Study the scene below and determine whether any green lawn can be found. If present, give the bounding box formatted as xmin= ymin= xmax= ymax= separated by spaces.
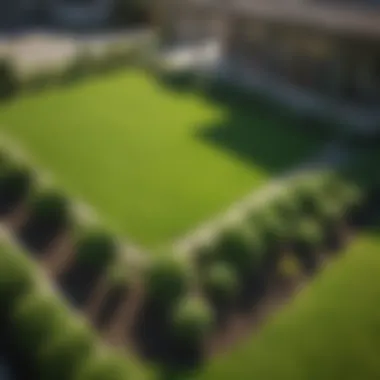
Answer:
xmin=0 ymin=69 xmax=323 ymax=247
xmin=199 ymin=225 xmax=380 ymax=380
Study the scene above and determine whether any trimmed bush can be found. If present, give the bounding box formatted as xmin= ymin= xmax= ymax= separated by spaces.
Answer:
xmin=293 ymin=218 xmax=323 ymax=253
xmin=293 ymin=179 xmax=326 ymax=216
xmin=0 ymin=242 xmax=35 ymax=312
xmin=203 ymin=262 xmax=239 ymax=306
xmin=249 ymin=207 xmax=288 ymax=251
xmin=171 ymin=295 xmax=214 ymax=345
xmin=270 ymin=189 xmax=300 ymax=221
xmin=75 ymin=353 xmax=131 ymax=380
xmin=0 ymin=160 xmax=33 ymax=211
xmin=75 ymin=229 xmax=118 ymax=270
xmin=0 ymin=59 xmax=18 ymax=99
xmin=38 ymin=321 xmax=96 ymax=380
xmin=11 ymin=292 xmax=70 ymax=355
xmin=318 ymin=199 xmax=345 ymax=228
xmin=146 ymin=254 xmax=191 ymax=306
xmin=214 ymin=224 xmax=264 ymax=277
xmin=27 ymin=189 xmax=71 ymax=230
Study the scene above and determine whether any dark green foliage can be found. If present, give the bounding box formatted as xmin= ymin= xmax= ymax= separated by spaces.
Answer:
xmin=214 ymin=224 xmax=264 ymax=277
xmin=171 ymin=295 xmax=214 ymax=345
xmin=293 ymin=179 xmax=325 ymax=216
xmin=203 ymin=262 xmax=239 ymax=306
xmin=271 ymin=190 xmax=300 ymax=221
xmin=38 ymin=322 xmax=96 ymax=380
xmin=0 ymin=161 xmax=33 ymax=209
xmin=94 ymin=46 xmax=136 ymax=73
xmin=75 ymin=229 xmax=118 ymax=270
xmin=62 ymin=50 xmax=95 ymax=83
xmin=28 ymin=189 xmax=71 ymax=229
xmin=0 ymin=242 xmax=35 ymax=312
xmin=146 ymin=255 xmax=191 ymax=305
xmin=293 ymin=218 xmax=323 ymax=253
xmin=75 ymin=353 xmax=131 ymax=380
xmin=250 ymin=207 xmax=288 ymax=251
xmin=318 ymin=200 xmax=344 ymax=229
xmin=11 ymin=293 xmax=70 ymax=354
xmin=0 ymin=59 xmax=18 ymax=99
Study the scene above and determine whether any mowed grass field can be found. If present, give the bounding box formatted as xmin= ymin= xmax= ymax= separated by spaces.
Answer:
xmin=199 ymin=225 xmax=380 ymax=380
xmin=0 ymin=69 xmax=324 ymax=247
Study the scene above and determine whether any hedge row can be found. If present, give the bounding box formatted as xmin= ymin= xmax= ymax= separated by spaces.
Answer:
xmin=0 ymin=238 xmax=138 ymax=380
xmin=0 ymin=35 xmax=156 ymax=99
xmin=141 ymin=170 xmax=365 ymax=349
xmin=193 ymin=171 xmax=363 ymax=307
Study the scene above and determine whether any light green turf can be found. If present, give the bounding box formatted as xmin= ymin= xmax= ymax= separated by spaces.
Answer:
xmin=199 ymin=225 xmax=380 ymax=380
xmin=0 ymin=69 xmax=323 ymax=247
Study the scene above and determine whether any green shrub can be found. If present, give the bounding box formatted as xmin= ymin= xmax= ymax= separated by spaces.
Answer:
xmin=0 ymin=161 xmax=33 ymax=208
xmin=318 ymin=199 xmax=345 ymax=229
xmin=171 ymin=295 xmax=214 ymax=345
xmin=0 ymin=59 xmax=18 ymax=98
xmin=95 ymin=45 xmax=135 ymax=73
xmin=293 ymin=179 xmax=325 ymax=216
xmin=292 ymin=218 xmax=323 ymax=253
xmin=203 ymin=262 xmax=239 ymax=306
xmin=75 ymin=353 xmax=131 ymax=380
xmin=146 ymin=254 xmax=191 ymax=306
xmin=249 ymin=207 xmax=288 ymax=251
xmin=28 ymin=189 xmax=71 ymax=228
xmin=214 ymin=224 xmax=264 ymax=277
xmin=11 ymin=292 xmax=70 ymax=354
xmin=0 ymin=242 xmax=35 ymax=312
xmin=62 ymin=50 xmax=95 ymax=83
xmin=271 ymin=189 xmax=300 ymax=221
xmin=38 ymin=321 xmax=96 ymax=380
xmin=75 ymin=229 xmax=118 ymax=270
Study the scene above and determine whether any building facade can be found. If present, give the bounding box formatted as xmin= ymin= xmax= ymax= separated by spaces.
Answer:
xmin=160 ymin=0 xmax=380 ymax=133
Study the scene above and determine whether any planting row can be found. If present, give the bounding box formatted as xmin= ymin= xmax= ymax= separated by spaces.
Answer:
xmin=142 ymin=170 xmax=365 ymax=361
xmin=0 ymin=236 xmax=144 ymax=380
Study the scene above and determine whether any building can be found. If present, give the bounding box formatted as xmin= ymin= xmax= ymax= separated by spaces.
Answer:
xmin=0 ymin=0 xmax=115 ymax=30
xmin=160 ymin=0 xmax=380 ymax=134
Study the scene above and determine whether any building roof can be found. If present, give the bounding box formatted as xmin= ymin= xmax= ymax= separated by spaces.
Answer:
xmin=229 ymin=1 xmax=380 ymax=40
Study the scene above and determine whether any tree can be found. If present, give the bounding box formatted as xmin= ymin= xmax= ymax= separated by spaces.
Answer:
xmin=38 ymin=321 xmax=96 ymax=380
xmin=214 ymin=224 xmax=264 ymax=277
xmin=75 ymin=228 xmax=118 ymax=270
xmin=203 ymin=262 xmax=239 ymax=306
xmin=0 ymin=242 xmax=35 ymax=313
xmin=11 ymin=293 xmax=70 ymax=355
xmin=171 ymin=295 xmax=214 ymax=346
xmin=146 ymin=254 xmax=191 ymax=306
